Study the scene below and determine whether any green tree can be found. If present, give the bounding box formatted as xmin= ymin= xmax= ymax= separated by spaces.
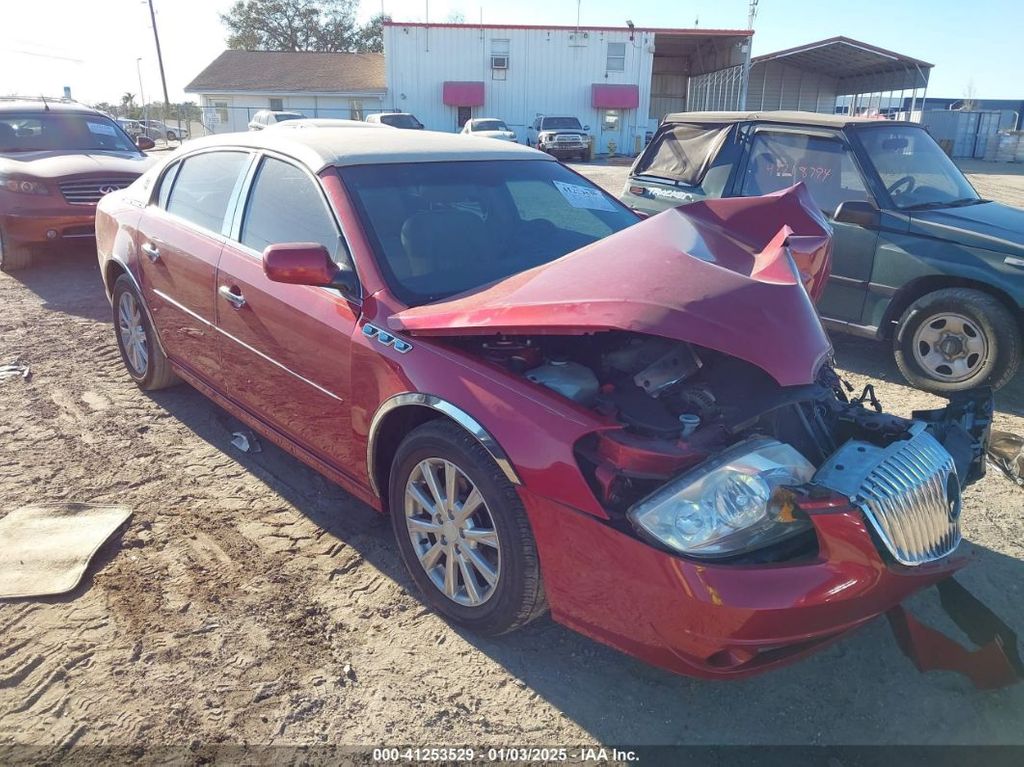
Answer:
xmin=220 ymin=0 xmax=385 ymax=53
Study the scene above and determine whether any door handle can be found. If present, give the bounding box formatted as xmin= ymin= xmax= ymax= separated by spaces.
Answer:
xmin=141 ymin=242 xmax=160 ymax=262
xmin=218 ymin=285 xmax=246 ymax=309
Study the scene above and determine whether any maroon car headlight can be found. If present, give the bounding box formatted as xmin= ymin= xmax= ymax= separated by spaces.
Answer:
xmin=627 ymin=438 xmax=816 ymax=558
xmin=0 ymin=174 xmax=49 ymax=196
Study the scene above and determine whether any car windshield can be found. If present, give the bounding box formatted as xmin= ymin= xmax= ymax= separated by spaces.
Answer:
xmin=341 ymin=160 xmax=639 ymax=306
xmin=543 ymin=117 xmax=582 ymax=130
xmin=380 ymin=114 xmax=424 ymax=129
xmin=273 ymin=113 xmax=303 ymax=123
xmin=474 ymin=120 xmax=508 ymax=132
xmin=858 ymin=126 xmax=981 ymax=210
xmin=0 ymin=112 xmax=138 ymax=154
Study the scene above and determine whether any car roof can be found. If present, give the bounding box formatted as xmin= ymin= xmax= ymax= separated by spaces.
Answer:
xmin=661 ymin=110 xmax=897 ymax=128
xmin=0 ymin=99 xmax=104 ymax=116
xmin=175 ymin=128 xmax=551 ymax=171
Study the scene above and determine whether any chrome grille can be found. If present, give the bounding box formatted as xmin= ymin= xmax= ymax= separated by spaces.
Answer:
xmin=58 ymin=177 xmax=136 ymax=205
xmin=814 ymin=425 xmax=961 ymax=566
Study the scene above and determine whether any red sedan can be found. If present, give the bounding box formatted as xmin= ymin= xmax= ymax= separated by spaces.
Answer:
xmin=96 ymin=128 xmax=1010 ymax=683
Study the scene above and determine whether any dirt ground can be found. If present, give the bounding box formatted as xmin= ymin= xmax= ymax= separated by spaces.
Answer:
xmin=1 ymin=160 xmax=1023 ymax=752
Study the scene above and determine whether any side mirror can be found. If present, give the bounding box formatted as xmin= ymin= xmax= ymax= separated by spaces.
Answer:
xmin=583 ymin=125 xmax=591 ymax=132
xmin=136 ymin=136 xmax=155 ymax=151
xmin=834 ymin=199 xmax=880 ymax=229
xmin=263 ymin=243 xmax=358 ymax=295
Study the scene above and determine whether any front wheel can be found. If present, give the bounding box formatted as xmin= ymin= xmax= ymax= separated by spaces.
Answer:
xmin=112 ymin=274 xmax=180 ymax=390
xmin=389 ymin=420 xmax=546 ymax=636
xmin=893 ymin=287 xmax=1021 ymax=393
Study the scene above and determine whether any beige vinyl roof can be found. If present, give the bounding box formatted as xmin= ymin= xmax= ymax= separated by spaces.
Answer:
xmin=662 ymin=110 xmax=886 ymax=128
xmin=176 ymin=128 xmax=553 ymax=172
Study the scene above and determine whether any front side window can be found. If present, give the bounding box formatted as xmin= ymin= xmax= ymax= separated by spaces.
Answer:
xmin=0 ymin=112 xmax=138 ymax=154
xmin=739 ymin=131 xmax=871 ymax=215
xmin=165 ymin=151 xmax=249 ymax=233
xmin=606 ymin=42 xmax=626 ymax=72
xmin=341 ymin=160 xmax=638 ymax=306
xmin=240 ymin=157 xmax=348 ymax=267
xmin=857 ymin=126 xmax=980 ymax=210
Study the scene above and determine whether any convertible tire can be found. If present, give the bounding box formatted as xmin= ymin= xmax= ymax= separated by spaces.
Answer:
xmin=389 ymin=420 xmax=546 ymax=636
xmin=893 ymin=287 xmax=1021 ymax=393
xmin=0 ymin=227 xmax=35 ymax=272
xmin=111 ymin=274 xmax=180 ymax=391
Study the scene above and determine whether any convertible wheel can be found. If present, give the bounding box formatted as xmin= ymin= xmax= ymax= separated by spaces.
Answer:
xmin=0 ymin=227 xmax=35 ymax=272
xmin=389 ymin=420 xmax=546 ymax=635
xmin=112 ymin=274 xmax=180 ymax=390
xmin=894 ymin=287 xmax=1021 ymax=393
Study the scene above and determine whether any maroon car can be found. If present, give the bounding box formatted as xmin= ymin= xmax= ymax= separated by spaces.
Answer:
xmin=95 ymin=128 xmax=1015 ymax=685
xmin=0 ymin=99 xmax=154 ymax=271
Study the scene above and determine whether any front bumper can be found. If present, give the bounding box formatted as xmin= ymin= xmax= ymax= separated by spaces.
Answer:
xmin=539 ymin=141 xmax=587 ymax=155
xmin=521 ymin=487 xmax=965 ymax=679
xmin=1 ymin=207 xmax=96 ymax=247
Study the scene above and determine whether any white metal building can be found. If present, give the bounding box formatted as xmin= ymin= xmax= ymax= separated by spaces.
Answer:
xmin=383 ymin=22 xmax=751 ymax=155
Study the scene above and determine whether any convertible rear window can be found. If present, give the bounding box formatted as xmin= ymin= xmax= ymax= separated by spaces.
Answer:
xmin=632 ymin=124 xmax=731 ymax=185
xmin=340 ymin=160 xmax=639 ymax=306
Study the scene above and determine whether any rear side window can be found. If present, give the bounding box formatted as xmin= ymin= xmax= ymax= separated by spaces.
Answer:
xmin=240 ymin=157 xmax=347 ymax=264
xmin=165 ymin=151 xmax=249 ymax=233
xmin=633 ymin=124 xmax=731 ymax=185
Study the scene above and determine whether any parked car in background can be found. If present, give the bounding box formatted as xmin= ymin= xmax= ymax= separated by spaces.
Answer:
xmin=268 ymin=118 xmax=385 ymax=131
xmin=248 ymin=110 xmax=304 ymax=131
xmin=140 ymin=119 xmax=188 ymax=142
xmin=460 ymin=118 xmax=517 ymax=142
xmin=622 ymin=111 xmax=1024 ymax=394
xmin=526 ymin=115 xmax=590 ymax=160
xmin=365 ymin=112 xmax=424 ymax=129
xmin=94 ymin=127 xmax=1002 ymax=686
xmin=116 ymin=118 xmax=143 ymax=138
xmin=0 ymin=99 xmax=155 ymax=271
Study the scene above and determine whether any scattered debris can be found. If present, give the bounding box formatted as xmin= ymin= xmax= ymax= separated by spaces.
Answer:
xmin=230 ymin=430 xmax=262 ymax=453
xmin=988 ymin=430 xmax=1024 ymax=487
xmin=0 ymin=357 xmax=31 ymax=381
xmin=343 ymin=663 xmax=356 ymax=682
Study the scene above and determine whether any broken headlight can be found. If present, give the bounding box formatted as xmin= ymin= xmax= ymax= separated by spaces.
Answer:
xmin=628 ymin=438 xmax=815 ymax=558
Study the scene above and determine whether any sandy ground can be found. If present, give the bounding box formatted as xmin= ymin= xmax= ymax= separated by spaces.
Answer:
xmin=1 ymin=161 xmax=1023 ymax=752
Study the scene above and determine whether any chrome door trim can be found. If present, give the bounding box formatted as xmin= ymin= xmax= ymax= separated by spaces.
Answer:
xmin=366 ymin=393 xmax=522 ymax=498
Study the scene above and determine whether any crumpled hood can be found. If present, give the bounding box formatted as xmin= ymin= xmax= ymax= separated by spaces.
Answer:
xmin=390 ymin=185 xmax=834 ymax=387
xmin=907 ymin=201 xmax=1024 ymax=259
xmin=0 ymin=150 xmax=154 ymax=179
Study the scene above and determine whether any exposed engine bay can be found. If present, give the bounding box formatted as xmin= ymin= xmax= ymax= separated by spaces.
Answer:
xmin=456 ymin=331 xmax=991 ymax=520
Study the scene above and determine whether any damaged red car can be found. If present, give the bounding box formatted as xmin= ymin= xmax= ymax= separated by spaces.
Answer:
xmin=96 ymin=129 xmax=1016 ymax=685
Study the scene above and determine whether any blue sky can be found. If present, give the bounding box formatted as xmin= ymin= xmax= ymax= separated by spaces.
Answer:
xmin=1 ymin=0 xmax=1021 ymax=103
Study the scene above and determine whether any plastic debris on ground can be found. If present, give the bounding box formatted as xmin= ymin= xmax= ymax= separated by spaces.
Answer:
xmin=987 ymin=430 xmax=1024 ymax=487
xmin=231 ymin=431 xmax=262 ymax=453
xmin=0 ymin=357 xmax=31 ymax=381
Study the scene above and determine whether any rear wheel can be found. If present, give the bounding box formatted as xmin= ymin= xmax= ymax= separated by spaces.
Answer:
xmin=893 ymin=288 xmax=1021 ymax=393
xmin=0 ymin=227 xmax=35 ymax=272
xmin=112 ymin=274 xmax=180 ymax=390
xmin=389 ymin=420 xmax=545 ymax=636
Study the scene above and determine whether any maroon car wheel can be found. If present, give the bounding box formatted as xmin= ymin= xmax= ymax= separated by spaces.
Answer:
xmin=111 ymin=274 xmax=180 ymax=391
xmin=389 ymin=420 xmax=546 ymax=636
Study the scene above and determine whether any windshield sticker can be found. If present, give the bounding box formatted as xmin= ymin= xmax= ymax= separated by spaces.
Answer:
xmin=87 ymin=121 xmax=117 ymax=136
xmin=552 ymin=181 xmax=616 ymax=212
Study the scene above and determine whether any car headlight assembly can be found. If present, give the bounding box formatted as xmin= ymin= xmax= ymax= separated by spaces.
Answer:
xmin=0 ymin=174 xmax=49 ymax=196
xmin=628 ymin=438 xmax=816 ymax=559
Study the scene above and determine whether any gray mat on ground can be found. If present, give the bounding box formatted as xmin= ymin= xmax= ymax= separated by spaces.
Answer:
xmin=0 ymin=503 xmax=132 ymax=598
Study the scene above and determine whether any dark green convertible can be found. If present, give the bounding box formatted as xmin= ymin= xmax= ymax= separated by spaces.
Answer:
xmin=622 ymin=111 xmax=1023 ymax=393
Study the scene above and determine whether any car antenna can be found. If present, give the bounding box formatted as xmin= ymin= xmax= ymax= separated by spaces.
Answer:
xmin=40 ymin=94 xmax=50 ymax=111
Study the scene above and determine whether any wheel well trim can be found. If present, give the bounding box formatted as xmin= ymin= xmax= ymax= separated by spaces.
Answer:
xmin=366 ymin=393 xmax=522 ymax=498
xmin=881 ymin=275 xmax=1024 ymax=339
xmin=104 ymin=257 xmax=169 ymax=360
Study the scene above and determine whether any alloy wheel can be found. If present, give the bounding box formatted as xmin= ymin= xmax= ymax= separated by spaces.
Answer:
xmin=118 ymin=291 xmax=149 ymax=376
xmin=911 ymin=311 xmax=989 ymax=383
xmin=404 ymin=457 xmax=501 ymax=607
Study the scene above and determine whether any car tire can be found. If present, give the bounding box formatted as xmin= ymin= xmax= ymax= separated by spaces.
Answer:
xmin=893 ymin=287 xmax=1021 ymax=393
xmin=166 ymin=131 xmax=176 ymax=141
xmin=111 ymin=274 xmax=180 ymax=390
xmin=0 ymin=227 xmax=35 ymax=272
xmin=389 ymin=420 xmax=546 ymax=636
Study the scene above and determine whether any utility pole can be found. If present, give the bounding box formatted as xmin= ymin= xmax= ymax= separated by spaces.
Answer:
xmin=145 ymin=0 xmax=179 ymax=140
xmin=737 ymin=0 xmax=758 ymax=111
xmin=136 ymin=57 xmax=147 ymax=124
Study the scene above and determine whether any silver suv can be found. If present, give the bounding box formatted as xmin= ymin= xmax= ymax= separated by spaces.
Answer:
xmin=526 ymin=116 xmax=590 ymax=161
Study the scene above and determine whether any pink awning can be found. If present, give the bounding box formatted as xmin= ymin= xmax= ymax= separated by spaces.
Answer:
xmin=591 ymin=84 xmax=639 ymax=109
xmin=442 ymin=81 xmax=485 ymax=106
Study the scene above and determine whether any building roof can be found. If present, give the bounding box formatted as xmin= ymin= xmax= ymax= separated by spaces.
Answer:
xmin=173 ymin=127 xmax=553 ymax=173
xmin=661 ymin=110 xmax=896 ymax=128
xmin=185 ymin=50 xmax=386 ymax=95
xmin=385 ymin=21 xmax=751 ymax=36
xmin=752 ymin=37 xmax=932 ymax=94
